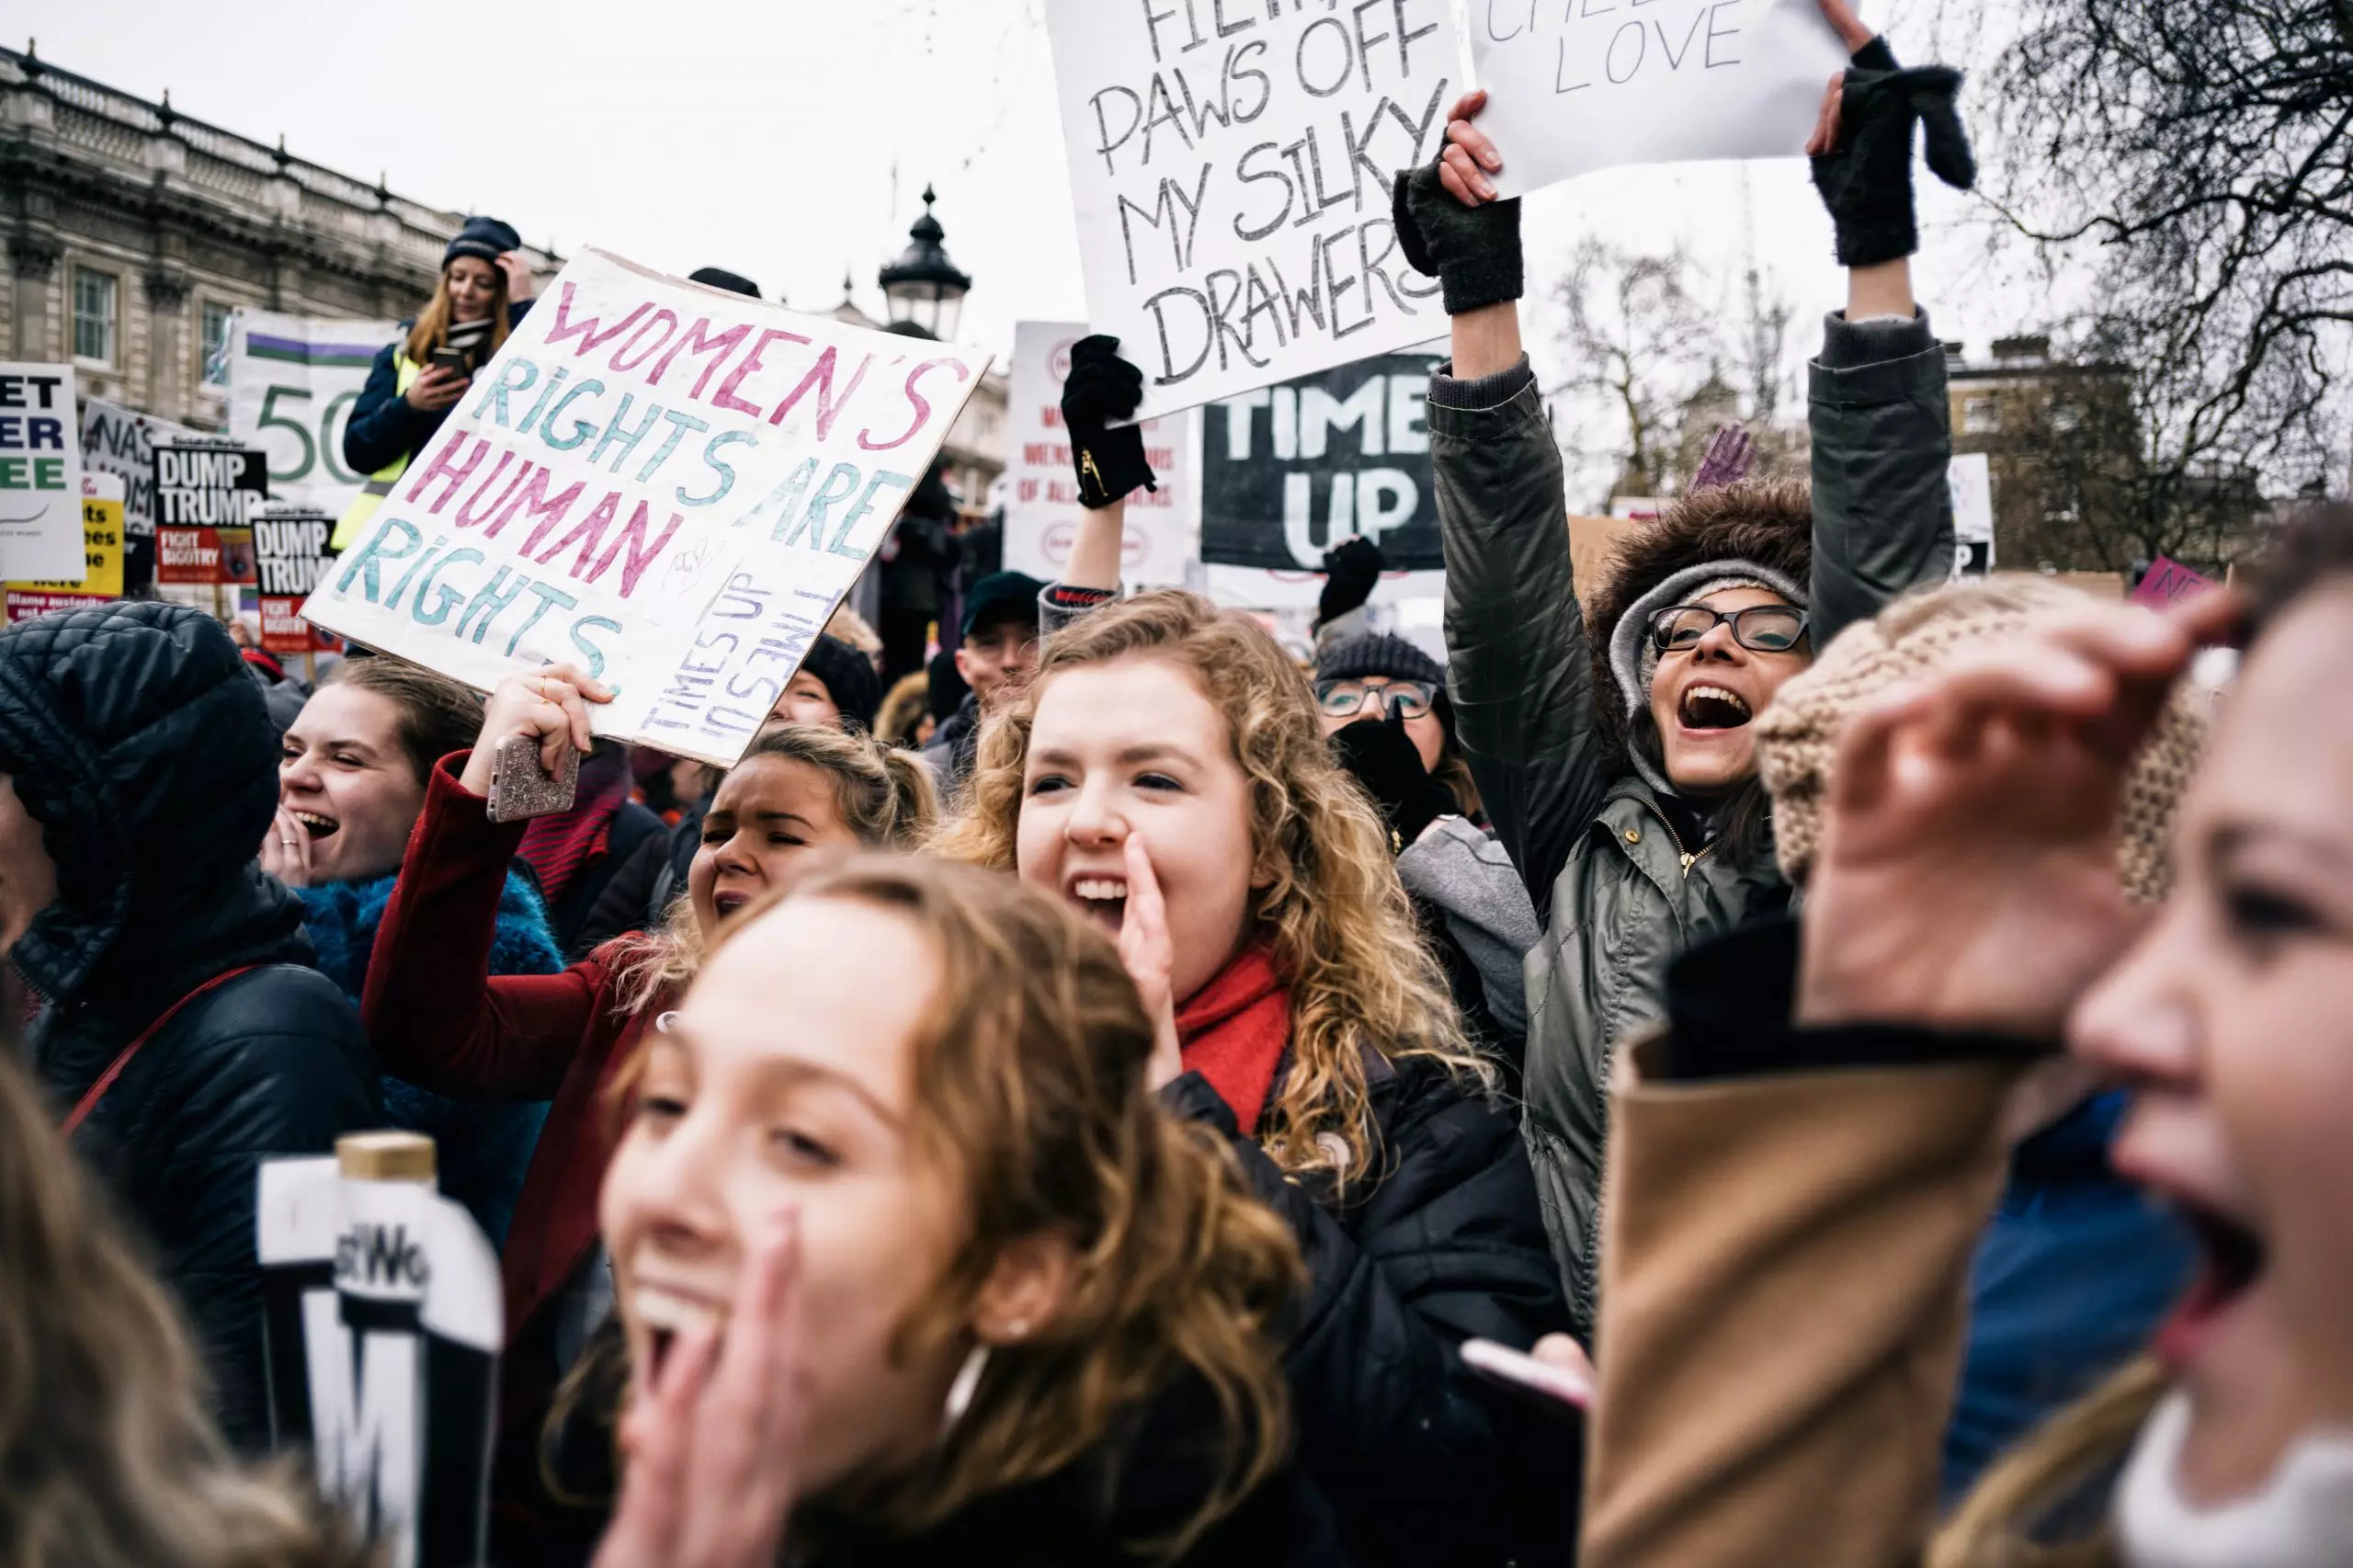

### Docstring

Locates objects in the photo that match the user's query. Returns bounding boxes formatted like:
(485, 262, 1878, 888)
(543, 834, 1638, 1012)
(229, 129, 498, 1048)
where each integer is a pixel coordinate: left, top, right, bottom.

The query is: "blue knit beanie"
(445, 216, 521, 271)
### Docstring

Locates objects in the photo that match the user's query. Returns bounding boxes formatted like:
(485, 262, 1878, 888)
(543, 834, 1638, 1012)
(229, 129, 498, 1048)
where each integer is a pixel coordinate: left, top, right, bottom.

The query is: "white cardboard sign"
(1046, 0, 1463, 420)
(227, 311, 400, 518)
(1472, 0, 1852, 197)
(1004, 323, 1198, 586)
(301, 250, 989, 765)
(0, 362, 85, 581)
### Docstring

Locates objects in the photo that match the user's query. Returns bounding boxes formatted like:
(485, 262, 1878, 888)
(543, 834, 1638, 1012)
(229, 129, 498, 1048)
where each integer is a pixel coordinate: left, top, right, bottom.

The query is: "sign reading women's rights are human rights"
(301, 251, 988, 767)
(1047, 0, 1463, 420)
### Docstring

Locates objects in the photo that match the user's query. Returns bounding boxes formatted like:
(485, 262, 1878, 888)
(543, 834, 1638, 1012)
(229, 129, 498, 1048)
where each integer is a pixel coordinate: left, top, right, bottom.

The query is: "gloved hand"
(1318, 536, 1386, 628)
(1061, 335, 1158, 510)
(1332, 708, 1454, 852)
(1689, 424, 1756, 494)
(1391, 94, 1523, 316)
(1808, 37, 1976, 268)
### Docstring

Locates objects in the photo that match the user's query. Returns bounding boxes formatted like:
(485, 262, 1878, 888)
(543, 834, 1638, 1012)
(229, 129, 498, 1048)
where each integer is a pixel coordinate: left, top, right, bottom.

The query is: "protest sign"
(6, 473, 126, 622)
(2130, 554, 2216, 609)
(154, 442, 267, 587)
(1472, 0, 1853, 197)
(1202, 349, 1445, 572)
(1949, 451, 1994, 577)
(229, 311, 399, 517)
(0, 362, 85, 581)
(260, 1134, 501, 1568)
(1005, 323, 1196, 586)
(254, 503, 339, 654)
(301, 249, 990, 766)
(1204, 561, 1444, 611)
(1045, 0, 1461, 420)
(81, 397, 202, 593)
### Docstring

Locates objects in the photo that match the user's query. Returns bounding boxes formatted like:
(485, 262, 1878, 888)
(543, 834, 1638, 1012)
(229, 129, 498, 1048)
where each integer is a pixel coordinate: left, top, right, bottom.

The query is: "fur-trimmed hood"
(1580, 478, 1813, 773)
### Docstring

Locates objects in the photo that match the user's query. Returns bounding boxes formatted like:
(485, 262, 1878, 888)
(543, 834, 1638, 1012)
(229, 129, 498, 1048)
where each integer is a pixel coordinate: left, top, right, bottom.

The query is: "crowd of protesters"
(8, 2, 2353, 1564)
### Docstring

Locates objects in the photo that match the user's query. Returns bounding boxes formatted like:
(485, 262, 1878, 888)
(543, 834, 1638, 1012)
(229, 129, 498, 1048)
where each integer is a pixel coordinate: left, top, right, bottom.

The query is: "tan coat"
(1580, 1034, 2029, 1568)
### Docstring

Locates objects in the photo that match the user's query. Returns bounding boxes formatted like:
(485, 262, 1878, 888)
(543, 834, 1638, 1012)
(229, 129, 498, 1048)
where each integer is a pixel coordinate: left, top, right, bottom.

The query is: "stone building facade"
(0, 42, 557, 432)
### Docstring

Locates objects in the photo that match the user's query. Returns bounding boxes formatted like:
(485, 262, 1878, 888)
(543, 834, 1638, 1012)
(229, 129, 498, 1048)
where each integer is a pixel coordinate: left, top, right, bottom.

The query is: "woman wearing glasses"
(1395, 0, 1972, 1338)
(1313, 634, 1541, 1090)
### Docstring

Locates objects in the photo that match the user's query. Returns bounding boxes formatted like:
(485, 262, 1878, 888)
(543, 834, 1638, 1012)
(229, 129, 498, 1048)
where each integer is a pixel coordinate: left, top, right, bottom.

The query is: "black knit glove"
(1333, 710, 1453, 852)
(1061, 335, 1158, 510)
(1392, 162, 1523, 316)
(1317, 536, 1386, 627)
(1809, 37, 1976, 268)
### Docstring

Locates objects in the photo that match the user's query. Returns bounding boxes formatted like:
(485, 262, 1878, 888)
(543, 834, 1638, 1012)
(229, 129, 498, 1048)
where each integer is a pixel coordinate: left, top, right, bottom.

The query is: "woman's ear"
(971, 1232, 1077, 1346)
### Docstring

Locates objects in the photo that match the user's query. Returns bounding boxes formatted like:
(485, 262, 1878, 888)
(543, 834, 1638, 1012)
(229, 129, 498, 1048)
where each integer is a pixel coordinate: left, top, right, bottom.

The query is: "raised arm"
(1396, 93, 1610, 919)
(1803, 3, 1977, 647)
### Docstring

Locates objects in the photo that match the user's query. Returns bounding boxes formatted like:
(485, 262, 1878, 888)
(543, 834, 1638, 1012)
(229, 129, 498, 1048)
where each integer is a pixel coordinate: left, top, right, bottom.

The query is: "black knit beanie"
(688, 267, 762, 299)
(1315, 632, 1445, 689)
(800, 635, 882, 731)
(445, 216, 521, 270)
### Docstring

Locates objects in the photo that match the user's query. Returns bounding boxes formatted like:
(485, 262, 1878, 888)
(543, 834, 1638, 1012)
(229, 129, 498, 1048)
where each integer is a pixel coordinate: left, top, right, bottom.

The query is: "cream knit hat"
(1756, 575, 2210, 903)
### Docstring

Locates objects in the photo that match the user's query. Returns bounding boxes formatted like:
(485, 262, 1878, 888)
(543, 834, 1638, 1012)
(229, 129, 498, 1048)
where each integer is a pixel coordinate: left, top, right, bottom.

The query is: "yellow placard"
(6, 495, 126, 598)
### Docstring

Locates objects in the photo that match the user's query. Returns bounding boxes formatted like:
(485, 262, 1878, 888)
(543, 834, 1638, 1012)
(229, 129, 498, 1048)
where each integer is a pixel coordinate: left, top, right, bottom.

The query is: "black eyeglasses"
(1648, 604, 1810, 656)
(1314, 678, 1438, 721)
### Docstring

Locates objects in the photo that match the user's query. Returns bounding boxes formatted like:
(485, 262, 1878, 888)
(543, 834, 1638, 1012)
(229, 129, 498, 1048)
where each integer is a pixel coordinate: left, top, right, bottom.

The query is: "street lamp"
(878, 184, 971, 342)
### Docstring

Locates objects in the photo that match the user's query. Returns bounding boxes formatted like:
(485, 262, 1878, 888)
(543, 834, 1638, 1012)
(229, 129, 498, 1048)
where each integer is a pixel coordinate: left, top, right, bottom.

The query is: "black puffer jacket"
(1167, 1054, 1579, 1568)
(10, 603, 380, 1451)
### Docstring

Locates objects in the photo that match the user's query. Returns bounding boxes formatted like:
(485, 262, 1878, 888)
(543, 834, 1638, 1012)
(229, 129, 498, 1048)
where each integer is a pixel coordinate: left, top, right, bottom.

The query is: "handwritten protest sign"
(154, 443, 266, 587)
(1046, 0, 1461, 420)
(2130, 555, 2216, 609)
(1005, 323, 1197, 586)
(229, 311, 398, 517)
(0, 362, 85, 581)
(301, 250, 989, 766)
(6, 473, 125, 622)
(1472, 0, 1853, 197)
(81, 398, 201, 593)
(255, 503, 339, 654)
(1202, 348, 1445, 571)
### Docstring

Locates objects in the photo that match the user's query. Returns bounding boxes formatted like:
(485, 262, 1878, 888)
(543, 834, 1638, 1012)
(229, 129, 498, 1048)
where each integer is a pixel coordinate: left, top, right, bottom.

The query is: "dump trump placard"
(301, 250, 990, 766)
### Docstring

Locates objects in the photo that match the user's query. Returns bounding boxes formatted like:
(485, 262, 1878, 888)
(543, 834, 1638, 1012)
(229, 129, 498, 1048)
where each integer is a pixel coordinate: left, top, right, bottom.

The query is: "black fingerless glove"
(1332, 710, 1453, 852)
(1809, 38, 1977, 268)
(1318, 536, 1386, 627)
(1391, 163, 1523, 316)
(1061, 335, 1159, 510)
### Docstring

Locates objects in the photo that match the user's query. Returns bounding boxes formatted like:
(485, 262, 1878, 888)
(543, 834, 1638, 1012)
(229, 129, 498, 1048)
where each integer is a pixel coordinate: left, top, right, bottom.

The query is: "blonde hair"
(610, 723, 937, 1014)
(1929, 1359, 2166, 1568)
(0, 1051, 369, 1568)
(930, 590, 1483, 1182)
(402, 259, 515, 365)
(564, 856, 1301, 1561)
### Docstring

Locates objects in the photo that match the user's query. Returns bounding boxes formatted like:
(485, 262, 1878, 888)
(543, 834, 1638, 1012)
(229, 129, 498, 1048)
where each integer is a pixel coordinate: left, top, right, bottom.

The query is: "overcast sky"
(22, 0, 2025, 483)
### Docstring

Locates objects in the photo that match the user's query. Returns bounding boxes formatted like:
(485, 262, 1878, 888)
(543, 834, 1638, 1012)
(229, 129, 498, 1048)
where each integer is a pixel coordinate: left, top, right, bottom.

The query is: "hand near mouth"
(597, 1210, 809, 1568)
(1115, 835, 1185, 1091)
(259, 805, 317, 889)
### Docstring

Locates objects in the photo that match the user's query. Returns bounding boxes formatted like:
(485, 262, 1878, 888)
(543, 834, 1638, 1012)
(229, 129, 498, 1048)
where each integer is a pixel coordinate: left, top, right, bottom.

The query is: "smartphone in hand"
(428, 345, 472, 377)
(486, 733, 579, 823)
(1461, 1337, 1592, 1425)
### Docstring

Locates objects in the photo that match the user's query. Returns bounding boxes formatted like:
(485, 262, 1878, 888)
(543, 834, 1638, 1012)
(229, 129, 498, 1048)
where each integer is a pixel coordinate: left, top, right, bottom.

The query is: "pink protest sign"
(2130, 555, 2217, 609)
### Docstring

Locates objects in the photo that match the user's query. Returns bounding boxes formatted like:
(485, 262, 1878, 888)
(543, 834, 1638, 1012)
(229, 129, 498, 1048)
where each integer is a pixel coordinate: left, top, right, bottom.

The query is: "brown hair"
(0, 1049, 369, 1568)
(874, 670, 933, 748)
(1929, 1359, 2165, 1568)
(930, 591, 1484, 1183)
(567, 856, 1301, 1560)
(402, 258, 515, 366)
(320, 656, 483, 786)
(609, 723, 938, 1014)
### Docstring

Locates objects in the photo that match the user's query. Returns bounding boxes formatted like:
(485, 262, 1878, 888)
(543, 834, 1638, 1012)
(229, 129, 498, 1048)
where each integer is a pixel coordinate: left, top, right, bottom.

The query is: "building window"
(201, 301, 234, 386)
(1962, 394, 2001, 436)
(74, 268, 119, 366)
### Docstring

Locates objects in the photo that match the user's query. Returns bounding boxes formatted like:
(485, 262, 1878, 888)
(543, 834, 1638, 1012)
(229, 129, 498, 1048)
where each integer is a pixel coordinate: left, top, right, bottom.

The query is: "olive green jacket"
(1431, 312, 1957, 1335)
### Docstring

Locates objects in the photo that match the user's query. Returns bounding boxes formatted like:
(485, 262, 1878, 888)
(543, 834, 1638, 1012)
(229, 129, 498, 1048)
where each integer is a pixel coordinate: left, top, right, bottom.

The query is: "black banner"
(1200, 352, 1444, 573)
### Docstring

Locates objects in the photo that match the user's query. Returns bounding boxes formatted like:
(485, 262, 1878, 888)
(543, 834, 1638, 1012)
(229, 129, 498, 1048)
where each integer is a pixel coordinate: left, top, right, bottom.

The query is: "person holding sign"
(1393, 0, 1970, 1341)
(548, 858, 1342, 1565)
(356, 675, 933, 1559)
(334, 216, 536, 552)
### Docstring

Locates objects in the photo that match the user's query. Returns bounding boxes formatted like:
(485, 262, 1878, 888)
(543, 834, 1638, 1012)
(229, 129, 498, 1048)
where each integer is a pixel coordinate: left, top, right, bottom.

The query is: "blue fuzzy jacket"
(298, 868, 564, 1248)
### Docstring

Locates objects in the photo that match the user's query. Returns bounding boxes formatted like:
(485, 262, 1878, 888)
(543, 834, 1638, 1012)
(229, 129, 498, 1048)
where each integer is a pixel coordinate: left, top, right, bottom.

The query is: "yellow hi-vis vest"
(330, 352, 421, 551)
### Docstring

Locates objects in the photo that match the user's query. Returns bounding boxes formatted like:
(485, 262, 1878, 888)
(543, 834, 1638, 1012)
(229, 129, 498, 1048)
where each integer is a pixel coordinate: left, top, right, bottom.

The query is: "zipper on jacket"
(1634, 800, 1715, 879)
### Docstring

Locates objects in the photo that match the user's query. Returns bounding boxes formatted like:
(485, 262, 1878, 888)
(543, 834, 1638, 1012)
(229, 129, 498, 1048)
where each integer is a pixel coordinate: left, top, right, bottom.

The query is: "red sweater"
(363, 755, 666, 1455)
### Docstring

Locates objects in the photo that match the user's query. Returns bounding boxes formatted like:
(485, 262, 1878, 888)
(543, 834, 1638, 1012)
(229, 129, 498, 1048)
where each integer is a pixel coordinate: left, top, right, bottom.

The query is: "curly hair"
(929, 591, 1483, 1183)
(0, 1050, 369, 1568)
(609, 722, 938, 1014)
(563, 856, 1302, 1561)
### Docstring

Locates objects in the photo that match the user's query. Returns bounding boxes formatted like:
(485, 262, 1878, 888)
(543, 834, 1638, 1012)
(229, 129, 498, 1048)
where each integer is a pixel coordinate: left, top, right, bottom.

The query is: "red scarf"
(517, 745, 633, 906)
(1175, 946, 1291, 1136)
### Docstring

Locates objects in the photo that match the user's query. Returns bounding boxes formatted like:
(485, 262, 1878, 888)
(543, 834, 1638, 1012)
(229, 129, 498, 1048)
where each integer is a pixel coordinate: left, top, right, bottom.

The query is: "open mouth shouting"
(632, 1279, 730, 1378)
(2154, 1196, 2270, 1373)
(289, 808, 340, 840)
(1066, 875, 1129, 936)
(1678, 683, 1755, 732)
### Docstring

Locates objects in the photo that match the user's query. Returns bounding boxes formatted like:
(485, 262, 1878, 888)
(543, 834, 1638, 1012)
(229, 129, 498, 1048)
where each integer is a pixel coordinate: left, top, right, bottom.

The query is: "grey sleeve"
(1397, 817, 1543, 1035)
(1808, 309, 1959, 651)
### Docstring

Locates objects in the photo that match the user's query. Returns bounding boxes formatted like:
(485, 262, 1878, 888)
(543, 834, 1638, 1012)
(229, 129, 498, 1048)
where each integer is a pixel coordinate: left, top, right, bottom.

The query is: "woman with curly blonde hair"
(931, 588, 1574, 1568)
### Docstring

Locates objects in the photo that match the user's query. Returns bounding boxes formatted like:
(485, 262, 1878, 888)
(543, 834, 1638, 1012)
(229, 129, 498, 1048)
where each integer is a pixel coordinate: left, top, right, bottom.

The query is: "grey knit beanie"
(1606, 559, 1809, 795)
